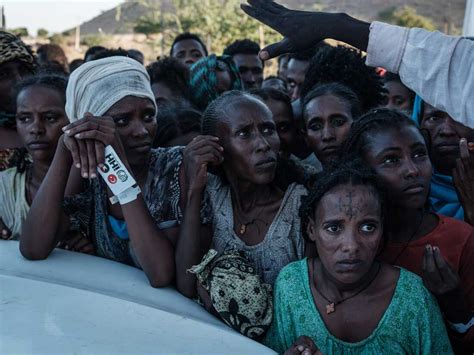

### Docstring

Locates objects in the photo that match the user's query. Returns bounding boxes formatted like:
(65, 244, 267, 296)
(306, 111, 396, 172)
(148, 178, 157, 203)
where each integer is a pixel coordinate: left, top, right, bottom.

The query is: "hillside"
(78, 0, 466, 35)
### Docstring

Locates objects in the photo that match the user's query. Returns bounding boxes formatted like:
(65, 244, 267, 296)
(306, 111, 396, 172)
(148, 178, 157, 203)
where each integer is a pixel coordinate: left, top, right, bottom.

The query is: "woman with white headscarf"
(20, 56, 180, 287)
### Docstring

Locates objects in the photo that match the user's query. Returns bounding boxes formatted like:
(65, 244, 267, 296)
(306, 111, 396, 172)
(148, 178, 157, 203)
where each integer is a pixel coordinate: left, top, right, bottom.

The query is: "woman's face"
(216, 99, 280, 185)
(264, 98, 297, 156)
(383, 81, 412, 111)
(304, 95, 353, 167)
(363, 126, 432, 209)
(16, 85, 68, 162)
(105, 96, 157, 167)
(307, 184, 383, 286)
(0, 60, 33, 113)
(215, 60, 232, 94)
(420, 103, 474, 176)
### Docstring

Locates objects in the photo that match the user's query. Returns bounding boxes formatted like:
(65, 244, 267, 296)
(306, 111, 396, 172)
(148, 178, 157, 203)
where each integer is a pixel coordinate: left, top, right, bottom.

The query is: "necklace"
(313, 260, 381, 315)
(390, 212, 424, 264)
(233, 190, 270, 235)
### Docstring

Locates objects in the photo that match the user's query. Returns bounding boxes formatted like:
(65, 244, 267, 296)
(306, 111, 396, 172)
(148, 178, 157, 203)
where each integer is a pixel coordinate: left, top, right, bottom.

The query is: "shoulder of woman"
(396, 268, 438, 306)
(275, 259, 307, 289)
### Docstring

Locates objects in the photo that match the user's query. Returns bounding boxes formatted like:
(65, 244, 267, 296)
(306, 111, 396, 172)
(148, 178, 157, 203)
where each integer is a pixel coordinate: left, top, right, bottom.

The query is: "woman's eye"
(309, 122, 323, 131)
(45, 115, 58, 122)
(237, 130, 249, 138)
(360, 223, 376, 233)
(332, 118, 347, 127)
(114, 118, 128, 126)
(278, 124, 289, 133)
(288, 81, 296, 88)
(395, 98, 405, 106)
(143, 114, 155, 122)
(262, 126, 275, 135)
(383, 155, 399, 164)
(413, 150, 427, 159)
(428, 116, 441, 122)
(17, 115, 30, 123)
(324, 224, 341, 233)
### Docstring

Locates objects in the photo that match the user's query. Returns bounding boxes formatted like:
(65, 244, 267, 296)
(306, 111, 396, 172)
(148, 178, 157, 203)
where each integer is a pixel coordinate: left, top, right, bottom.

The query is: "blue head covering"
(411, 95, 464, 220)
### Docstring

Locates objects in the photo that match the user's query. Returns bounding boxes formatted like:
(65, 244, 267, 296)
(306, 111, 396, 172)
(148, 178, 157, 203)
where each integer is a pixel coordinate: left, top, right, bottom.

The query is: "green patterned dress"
(264, 259, 453, 354)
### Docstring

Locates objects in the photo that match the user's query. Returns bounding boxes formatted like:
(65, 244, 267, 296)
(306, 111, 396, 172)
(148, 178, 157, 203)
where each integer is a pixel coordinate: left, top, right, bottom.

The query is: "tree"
(379, 6, 436, 31)
(37, 28, 48, 38)
(10, 27, 29, 37)
(133, 0, 281, 54)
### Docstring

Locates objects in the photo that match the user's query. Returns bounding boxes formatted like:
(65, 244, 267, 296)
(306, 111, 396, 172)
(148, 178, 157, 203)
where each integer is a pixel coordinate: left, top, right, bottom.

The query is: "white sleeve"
(366, 21, 474, 128)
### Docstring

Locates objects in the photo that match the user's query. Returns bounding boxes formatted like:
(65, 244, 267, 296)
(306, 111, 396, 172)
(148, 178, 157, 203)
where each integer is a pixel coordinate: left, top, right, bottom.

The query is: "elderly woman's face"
(105, 95, 157, 166)
(216, 98, 280, 185)
(0, 60, 32, 113)
(307, 184, 383, 286)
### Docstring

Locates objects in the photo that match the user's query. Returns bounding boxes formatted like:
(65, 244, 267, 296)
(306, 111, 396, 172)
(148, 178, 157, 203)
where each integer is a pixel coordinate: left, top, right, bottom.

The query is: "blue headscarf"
(412, 96, 464, 220)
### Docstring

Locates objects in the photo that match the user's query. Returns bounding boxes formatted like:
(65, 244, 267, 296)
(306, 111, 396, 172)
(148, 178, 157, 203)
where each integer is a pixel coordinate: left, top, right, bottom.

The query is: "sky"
(1, 0, 124, 36)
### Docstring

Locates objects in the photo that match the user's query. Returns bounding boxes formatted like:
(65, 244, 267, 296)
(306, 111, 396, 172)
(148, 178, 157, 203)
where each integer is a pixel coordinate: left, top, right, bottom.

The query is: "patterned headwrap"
(0, 31, 36, 128)
(188, 249, 273, 340)
(189, 54, 242, 110)
(0, 31, 35, 67)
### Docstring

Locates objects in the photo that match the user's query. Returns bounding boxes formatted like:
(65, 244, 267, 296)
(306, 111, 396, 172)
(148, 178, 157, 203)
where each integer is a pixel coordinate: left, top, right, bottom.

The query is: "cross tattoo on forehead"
(338, 191, 359, 220)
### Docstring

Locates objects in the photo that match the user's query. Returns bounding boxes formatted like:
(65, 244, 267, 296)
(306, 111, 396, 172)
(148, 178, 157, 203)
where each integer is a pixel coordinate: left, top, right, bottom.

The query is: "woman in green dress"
(265, 163, 452, 354)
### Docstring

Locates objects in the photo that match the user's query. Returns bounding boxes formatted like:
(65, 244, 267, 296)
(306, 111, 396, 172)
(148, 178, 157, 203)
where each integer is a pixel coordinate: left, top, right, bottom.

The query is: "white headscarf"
(65, 56, 156, 122)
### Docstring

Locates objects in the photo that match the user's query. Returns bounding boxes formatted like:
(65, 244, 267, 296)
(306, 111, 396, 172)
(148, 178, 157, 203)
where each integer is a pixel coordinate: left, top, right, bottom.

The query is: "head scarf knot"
(65, 56, 156, 122)
(0, 31, 35, 67)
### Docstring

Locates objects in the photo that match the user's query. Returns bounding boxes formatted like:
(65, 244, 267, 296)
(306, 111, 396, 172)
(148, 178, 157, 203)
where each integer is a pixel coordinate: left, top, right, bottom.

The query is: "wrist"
(186, 188, 203, 204)
(333, 13, 370, 51)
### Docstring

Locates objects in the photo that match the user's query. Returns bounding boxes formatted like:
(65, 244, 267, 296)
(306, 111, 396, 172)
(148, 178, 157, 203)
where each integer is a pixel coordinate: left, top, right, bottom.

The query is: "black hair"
(12, 73, 68, 172)
(88, 48, 129, 61)
(341, 108, 420, 161)
(127, 49, 144, 64)
(202, 90, 256, 136)
(249, 87, 293, 119)
(84, 46, 106, 61)
(289, 43, 326, 62)
(170, 32, 208, 56)
(36, 44, 69, 73)
(299, 160, 387, 242)
(301, 45, 386, 113)
(223, 39, 260, 57)
(146, 57, 190, 99)
(262, 76, 287, 90)
(302, 82, 362, 121)
(14, 72, 68, 103)
(69, 59, 84, 73)
(154, 106, 202, 147)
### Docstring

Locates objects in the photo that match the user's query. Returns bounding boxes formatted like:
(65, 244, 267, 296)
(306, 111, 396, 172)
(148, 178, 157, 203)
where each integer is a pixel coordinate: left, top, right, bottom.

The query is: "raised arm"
(175, 136, 223, 298)
(241, 0, 474, 128)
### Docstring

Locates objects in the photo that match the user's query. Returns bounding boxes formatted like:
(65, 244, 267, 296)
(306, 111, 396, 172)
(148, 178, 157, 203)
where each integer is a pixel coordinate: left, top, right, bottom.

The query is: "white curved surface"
(0, 241, 275, 354)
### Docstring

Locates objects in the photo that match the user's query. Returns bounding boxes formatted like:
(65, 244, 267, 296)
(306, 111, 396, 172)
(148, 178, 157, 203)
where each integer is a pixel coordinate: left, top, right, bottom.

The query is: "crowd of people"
(0, 1, 473, 353)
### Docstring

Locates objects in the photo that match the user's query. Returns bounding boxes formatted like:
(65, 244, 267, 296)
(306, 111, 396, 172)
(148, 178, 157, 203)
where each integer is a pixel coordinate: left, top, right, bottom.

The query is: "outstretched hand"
(240, 0, 369, 60)
(422, 244, 460, 296)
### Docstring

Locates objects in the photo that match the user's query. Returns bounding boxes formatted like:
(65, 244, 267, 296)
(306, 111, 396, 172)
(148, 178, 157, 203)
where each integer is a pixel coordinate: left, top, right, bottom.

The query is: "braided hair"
(301, 45, 386, 113)
(299, 160, 387, 242)
(341, 108, 420, 161)
(302, 82, 362, 122)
